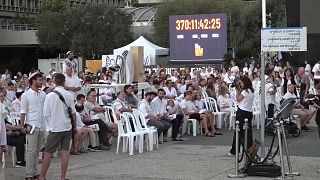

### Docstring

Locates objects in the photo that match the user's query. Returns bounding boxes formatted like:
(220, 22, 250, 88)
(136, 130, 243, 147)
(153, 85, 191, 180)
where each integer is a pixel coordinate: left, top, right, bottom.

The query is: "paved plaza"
(1, 126, 320, 180)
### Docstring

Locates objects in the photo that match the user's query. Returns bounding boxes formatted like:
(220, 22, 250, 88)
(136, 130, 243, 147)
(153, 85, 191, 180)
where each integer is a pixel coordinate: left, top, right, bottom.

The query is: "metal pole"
(244, 118, 248, 151)
(275, 122, 293, 180)
(260, 0, 267, 159)
(280, 121, 300, 176)
(228, 121, 246, 178)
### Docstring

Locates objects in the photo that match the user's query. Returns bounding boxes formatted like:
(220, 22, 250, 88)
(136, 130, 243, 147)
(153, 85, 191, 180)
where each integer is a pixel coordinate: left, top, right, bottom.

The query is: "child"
(73, 104, 100, 154)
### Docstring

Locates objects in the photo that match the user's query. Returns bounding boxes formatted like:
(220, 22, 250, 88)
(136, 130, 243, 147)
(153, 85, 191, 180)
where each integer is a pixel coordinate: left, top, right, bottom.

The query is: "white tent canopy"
(113, 36, 168, 65)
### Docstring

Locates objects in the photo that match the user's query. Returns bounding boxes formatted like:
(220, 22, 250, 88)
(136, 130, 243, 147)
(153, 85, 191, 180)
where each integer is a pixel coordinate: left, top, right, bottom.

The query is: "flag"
(275, 51, 282, 62)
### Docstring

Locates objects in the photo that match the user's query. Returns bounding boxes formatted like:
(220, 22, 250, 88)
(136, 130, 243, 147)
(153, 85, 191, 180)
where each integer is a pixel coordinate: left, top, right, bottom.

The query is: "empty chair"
(132, 109, 158, 151)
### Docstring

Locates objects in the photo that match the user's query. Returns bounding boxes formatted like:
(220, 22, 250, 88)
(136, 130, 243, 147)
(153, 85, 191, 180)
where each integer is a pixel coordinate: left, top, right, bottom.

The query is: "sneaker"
(88, 147, 102, 152)
(225, 152, 235, 157)
(15, 161, 26, 167)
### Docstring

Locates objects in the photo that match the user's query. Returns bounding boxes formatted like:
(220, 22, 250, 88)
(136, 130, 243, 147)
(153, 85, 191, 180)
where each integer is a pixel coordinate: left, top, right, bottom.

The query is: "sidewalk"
(1, 128, 320, 180)
(2, 143, 320, 180)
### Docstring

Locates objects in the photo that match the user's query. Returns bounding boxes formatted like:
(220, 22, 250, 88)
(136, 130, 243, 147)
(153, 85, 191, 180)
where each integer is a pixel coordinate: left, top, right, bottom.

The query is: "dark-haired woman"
(282, 68, 297, 95)
(228, 76, 254, 156)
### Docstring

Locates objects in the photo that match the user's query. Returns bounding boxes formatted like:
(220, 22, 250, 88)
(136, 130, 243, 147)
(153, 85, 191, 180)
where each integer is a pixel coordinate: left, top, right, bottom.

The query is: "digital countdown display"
(169, 13, 227, 63)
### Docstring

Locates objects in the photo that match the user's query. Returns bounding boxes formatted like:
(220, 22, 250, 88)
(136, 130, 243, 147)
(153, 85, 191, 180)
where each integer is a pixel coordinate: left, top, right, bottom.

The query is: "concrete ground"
(1, 125, 320, 180)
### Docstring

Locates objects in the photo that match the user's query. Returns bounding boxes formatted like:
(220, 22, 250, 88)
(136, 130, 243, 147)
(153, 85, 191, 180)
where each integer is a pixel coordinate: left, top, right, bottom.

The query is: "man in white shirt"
(283, 84, 315, 131)
(64, 66, 81, 100)
(20, 72, 46, 180)
(181, 90, 214, 136)
(100, 87, 115, 105)
(151, 89, 168, 116)
(152, 89, 183, 141)
(138, 91, 171, 138)
(84, 90, 117, 147)
(39, 73, 76, 180)
(265, 76, 277, 118)
(312, 61, 320, 84)
(112, 91, 132, 120)
(62, 51, 78, 75)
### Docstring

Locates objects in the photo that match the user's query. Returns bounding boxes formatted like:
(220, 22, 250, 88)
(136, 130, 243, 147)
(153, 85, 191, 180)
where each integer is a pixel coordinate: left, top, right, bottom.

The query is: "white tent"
(113, 36, 168, 65)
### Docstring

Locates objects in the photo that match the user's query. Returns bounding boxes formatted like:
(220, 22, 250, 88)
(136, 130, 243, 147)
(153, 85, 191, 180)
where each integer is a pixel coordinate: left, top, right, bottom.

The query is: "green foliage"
(40, 0, 67, 13)
(154, 0, 286, 61)
(35, 4, 133, 58)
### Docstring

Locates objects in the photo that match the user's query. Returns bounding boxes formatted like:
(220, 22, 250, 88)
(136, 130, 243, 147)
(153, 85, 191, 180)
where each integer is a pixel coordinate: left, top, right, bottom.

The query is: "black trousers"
(230, 108, 253, 155)
(7, 135, 25, 162)
(171, 114, 183, 139)
(84, 119, 109, 145)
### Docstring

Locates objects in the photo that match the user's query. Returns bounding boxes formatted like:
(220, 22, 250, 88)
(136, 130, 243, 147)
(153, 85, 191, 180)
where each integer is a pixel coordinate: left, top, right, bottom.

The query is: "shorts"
(189, 113, 201, 121)
(44, 130, 72, 154)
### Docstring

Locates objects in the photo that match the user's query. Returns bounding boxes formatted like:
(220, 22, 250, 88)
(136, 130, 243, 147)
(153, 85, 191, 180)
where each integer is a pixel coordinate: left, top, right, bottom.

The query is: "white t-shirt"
(217, 95, 231, 111)
(265, 82, 277, 108)
(312, 63, 320, 79)
(243, 67, 249, 74)
(163, 87, 177, 98)
(193, 100, 204, 109)
(238, 89, 254, 112)
(76, 112, 85, 129)
(283, 92, 297, 100)
(64, 74, 81, 100)
(180, 99, 197, 113)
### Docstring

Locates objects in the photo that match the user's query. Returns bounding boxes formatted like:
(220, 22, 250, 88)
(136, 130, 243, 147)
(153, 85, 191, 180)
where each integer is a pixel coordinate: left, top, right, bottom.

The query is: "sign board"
(169, 13, 227, 63)
(261, 27, 307, 51)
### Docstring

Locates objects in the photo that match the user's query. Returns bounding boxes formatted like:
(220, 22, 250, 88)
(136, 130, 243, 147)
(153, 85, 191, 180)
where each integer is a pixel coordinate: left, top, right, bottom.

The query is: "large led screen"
(169, 13, 227, 63)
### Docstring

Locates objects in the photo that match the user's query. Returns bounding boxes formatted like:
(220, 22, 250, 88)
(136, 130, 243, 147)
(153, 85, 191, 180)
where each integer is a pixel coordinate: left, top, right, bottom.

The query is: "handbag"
(53, 90, 75, 134)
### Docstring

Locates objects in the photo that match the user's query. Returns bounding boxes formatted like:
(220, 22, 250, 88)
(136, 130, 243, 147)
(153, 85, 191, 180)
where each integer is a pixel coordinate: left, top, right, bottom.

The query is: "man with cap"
(63, 51, 78, 75)
(138, 90, 171, 139)
(20, 72, 46, 180)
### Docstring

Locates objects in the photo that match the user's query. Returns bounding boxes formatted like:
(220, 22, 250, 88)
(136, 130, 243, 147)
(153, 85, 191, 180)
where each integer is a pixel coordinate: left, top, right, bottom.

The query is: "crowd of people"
(0, 50, 320, 179)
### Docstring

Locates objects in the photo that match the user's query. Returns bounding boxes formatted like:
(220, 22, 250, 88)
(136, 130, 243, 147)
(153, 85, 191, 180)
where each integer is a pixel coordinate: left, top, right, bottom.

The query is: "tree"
(35, 4, 133, 58)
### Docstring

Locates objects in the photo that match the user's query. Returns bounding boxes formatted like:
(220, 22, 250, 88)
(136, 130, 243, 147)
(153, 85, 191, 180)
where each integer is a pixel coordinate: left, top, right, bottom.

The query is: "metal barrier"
(228, 121, 247, 178)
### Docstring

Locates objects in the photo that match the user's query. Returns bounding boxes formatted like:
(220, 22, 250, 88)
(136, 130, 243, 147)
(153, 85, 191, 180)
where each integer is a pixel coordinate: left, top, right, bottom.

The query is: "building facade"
(0, 0, 125, 25)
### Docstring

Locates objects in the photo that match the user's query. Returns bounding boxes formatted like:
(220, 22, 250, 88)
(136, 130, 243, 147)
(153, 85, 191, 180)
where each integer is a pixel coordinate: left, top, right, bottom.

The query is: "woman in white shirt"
(229, 76, 254, 157)
(230, 60, 239, 77)
(163, 80, 177, 99)
(217, 86, 231, 112)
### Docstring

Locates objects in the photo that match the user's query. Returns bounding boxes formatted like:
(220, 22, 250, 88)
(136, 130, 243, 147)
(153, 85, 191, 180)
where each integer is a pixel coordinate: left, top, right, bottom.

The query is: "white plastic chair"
(252, 102, 261, 129)
(179, 103, 202, 136)
(201, 91, 209, 99)
(123, 112, 147, 154)
(104, 106, 120, 124)
(7, 112, 20, 125)
(6, 112, 22, 167)
(116, 114, 143, 156)
(227, 98, 238, 130)
(204, 97, 228, 129)
(132, 109, 158, 151)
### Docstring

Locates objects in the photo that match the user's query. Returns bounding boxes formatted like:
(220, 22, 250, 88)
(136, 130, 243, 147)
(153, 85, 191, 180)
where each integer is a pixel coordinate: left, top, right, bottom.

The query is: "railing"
(0, 24, 37, 31)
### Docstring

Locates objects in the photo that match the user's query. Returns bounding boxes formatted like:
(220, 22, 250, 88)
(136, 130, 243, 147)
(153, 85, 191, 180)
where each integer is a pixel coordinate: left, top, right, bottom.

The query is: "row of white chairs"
(103, 106, 159, 156)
